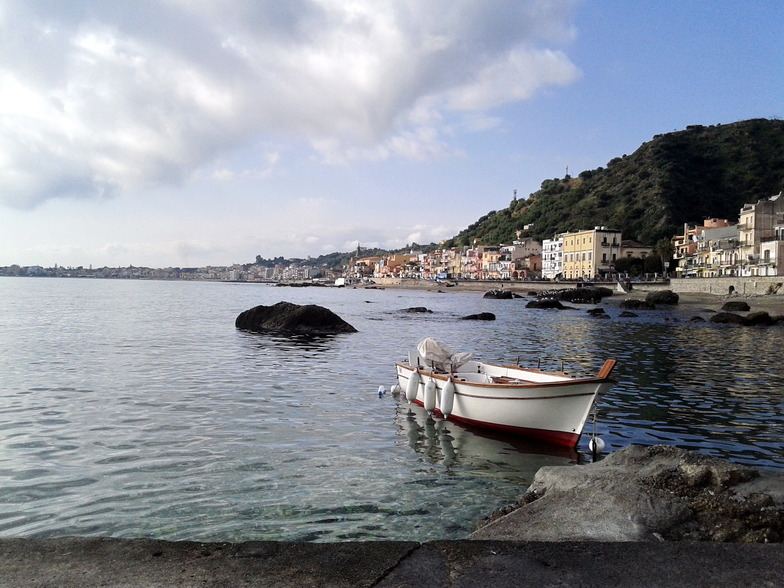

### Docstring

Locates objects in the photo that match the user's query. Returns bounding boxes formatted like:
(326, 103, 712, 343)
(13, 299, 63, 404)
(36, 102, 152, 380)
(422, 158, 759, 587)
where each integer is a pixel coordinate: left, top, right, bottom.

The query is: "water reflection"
(396, 402, 578, 478)
(236, 330, 344, 351)
(586, 320, 784, 468)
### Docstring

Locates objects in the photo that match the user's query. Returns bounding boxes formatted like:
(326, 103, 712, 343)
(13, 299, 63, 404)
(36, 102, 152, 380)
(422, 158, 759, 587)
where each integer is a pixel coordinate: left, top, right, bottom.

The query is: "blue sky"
(1, 1, 782, 268)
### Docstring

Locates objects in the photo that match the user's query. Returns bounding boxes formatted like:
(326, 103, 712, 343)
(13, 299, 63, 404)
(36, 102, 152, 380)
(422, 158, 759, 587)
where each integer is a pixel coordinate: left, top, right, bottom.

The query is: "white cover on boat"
(416, 338, 473, 370)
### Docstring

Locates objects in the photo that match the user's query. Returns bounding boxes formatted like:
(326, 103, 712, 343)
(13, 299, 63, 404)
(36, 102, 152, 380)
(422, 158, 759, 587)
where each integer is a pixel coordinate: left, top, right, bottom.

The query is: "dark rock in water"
(470, 445, 784, 542)
(620, 299, 655, 310)
(689, 316, 706, 322)
(526, 299, 566, 310)
(619, 311, 638, 318)
(721, 300, 751, 312)
(587, 307, 606, 316)
(400, 307, 432, 313)
(646, 290, 679, 305)
(483, 289, 521, 299)
(527, 291, 538, 297)
(461, 312, 496, 321)
(540, 287, 612, 304)
(709, 312, 748, 325)
(235, 301, 357, 334)
(745, 311, 776, 326)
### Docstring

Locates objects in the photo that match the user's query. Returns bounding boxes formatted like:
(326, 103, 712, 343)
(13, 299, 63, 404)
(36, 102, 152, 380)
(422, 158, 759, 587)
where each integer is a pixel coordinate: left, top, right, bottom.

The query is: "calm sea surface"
(1, 277, 783, 542)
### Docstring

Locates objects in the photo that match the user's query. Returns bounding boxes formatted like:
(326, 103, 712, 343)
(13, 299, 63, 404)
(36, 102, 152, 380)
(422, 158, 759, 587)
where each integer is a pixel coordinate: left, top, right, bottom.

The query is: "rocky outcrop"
(460, 312, 496, 321)
(722, 300, 752, 312)
(235, 301, 357, 334)
(483, 289, 521, 299)
(539, 287, 613, 304)
(710, 311, 782, 326)
(620, 299, 656, 310)
(470, 445, 784, 543)
(710, 312, 749, 325)
(526, 299, 567, 310)
(646, 290, 679, 305)
(400, 307, 432, 313)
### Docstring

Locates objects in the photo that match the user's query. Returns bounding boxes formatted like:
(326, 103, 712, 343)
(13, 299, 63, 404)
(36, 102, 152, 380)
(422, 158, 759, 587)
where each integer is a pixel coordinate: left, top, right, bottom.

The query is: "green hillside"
(444, 118, 784, 247)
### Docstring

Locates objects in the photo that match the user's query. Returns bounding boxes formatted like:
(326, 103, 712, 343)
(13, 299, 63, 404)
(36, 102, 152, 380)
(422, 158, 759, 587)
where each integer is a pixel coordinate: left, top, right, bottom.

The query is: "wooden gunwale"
(395, 363, 614, 389)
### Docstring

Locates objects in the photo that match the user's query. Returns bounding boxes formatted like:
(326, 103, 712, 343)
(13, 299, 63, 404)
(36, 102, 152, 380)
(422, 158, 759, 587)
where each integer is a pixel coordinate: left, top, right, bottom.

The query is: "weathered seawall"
(370, 276, 784, 297)
(669, 276, 783, 296)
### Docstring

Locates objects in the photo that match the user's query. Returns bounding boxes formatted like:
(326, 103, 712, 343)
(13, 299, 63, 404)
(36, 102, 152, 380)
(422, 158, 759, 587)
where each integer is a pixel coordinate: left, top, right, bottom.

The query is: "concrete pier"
(1, 537, 783, 587)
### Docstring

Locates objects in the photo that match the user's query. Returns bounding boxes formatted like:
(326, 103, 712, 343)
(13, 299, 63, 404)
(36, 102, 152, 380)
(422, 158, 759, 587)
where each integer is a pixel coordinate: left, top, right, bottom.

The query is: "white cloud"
(0, 1, 580, 209)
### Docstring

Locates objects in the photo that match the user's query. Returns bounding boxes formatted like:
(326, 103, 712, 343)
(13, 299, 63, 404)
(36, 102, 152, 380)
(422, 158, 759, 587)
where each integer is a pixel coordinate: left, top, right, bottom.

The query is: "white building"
(542, 236, 563, 280)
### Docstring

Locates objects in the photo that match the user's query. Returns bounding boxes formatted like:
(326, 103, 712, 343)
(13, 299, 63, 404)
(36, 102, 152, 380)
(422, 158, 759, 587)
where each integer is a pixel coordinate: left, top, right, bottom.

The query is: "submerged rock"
(540, 287, 613, 304)
(400, 307, 432, 313)
(646, 290, 679, 305)
(483, 289, 521, 299)
(722, 300, 752, 312)
(471, 445, 784, 543)
(710, 312, 751, 325)
(235, 301, 357, 335)
(526, 299, 567, 310)
(620, 299, 656, 310)
(461, 312, 496, 321)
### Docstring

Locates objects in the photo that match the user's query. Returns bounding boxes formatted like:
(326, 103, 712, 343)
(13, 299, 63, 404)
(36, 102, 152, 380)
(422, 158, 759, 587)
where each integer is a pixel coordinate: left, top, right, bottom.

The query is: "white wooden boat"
(395, 338, 617, 448)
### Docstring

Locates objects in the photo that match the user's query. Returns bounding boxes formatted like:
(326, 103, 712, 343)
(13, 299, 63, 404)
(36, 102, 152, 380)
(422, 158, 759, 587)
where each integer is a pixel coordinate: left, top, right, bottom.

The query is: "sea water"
(0, 277, 782, 542)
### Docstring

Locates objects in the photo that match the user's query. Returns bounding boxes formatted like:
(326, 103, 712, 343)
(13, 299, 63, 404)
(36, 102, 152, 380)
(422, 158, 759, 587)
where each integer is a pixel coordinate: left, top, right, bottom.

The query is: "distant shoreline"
(346, 278, 784, 313)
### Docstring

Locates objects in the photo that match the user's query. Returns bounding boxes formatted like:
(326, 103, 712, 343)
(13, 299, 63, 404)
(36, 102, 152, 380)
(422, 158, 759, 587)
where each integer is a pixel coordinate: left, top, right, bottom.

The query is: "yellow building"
(561, 227, 622, 280)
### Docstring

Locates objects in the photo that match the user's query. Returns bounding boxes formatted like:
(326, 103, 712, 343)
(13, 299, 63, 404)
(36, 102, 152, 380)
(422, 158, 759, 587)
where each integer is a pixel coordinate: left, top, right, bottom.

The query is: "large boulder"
(526, 299, 567, 310)
(722, 300, 751, 312)
(541, 287, 613, 304)
(483, 289, 521, 299)
(646, 290, 679, 305)
(461, 312, 496, 321)
(710, 312, 750, 325)
(745, 311, 776, 326)
(620, 299, 656, 310)
(470, 445, 784, 542)
(235, 301, 357, 334)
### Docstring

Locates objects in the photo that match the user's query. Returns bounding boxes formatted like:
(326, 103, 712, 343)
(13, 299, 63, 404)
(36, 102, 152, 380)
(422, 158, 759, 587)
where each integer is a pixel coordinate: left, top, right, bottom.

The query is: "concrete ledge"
(1, 537, 783, 587)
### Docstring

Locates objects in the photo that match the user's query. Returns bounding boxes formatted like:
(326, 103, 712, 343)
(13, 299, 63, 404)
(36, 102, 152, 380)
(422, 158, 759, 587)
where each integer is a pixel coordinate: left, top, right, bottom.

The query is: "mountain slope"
(444, 118, 784, 247)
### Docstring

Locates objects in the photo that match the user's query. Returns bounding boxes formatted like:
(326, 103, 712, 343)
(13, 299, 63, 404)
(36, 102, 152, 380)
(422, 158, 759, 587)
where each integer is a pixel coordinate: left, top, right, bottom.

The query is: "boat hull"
(395, 363, 612, 448)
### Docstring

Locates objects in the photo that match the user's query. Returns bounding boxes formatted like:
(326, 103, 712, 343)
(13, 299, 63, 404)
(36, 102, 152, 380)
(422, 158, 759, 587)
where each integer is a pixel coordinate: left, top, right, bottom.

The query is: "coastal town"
(3, 191, 783, 284)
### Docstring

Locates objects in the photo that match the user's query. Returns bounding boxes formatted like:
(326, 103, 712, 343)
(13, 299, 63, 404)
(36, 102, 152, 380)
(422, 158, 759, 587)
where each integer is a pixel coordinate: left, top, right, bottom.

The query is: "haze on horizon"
(1, 1, 782, 268)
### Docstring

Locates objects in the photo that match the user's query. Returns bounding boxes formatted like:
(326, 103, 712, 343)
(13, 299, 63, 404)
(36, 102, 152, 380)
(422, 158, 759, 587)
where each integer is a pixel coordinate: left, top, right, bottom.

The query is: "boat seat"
(491, 376, 536, 385)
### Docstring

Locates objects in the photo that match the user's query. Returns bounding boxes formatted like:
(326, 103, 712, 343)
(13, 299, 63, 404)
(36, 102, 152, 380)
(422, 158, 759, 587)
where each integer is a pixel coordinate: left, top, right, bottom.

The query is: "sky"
(1, 1, 782, 268)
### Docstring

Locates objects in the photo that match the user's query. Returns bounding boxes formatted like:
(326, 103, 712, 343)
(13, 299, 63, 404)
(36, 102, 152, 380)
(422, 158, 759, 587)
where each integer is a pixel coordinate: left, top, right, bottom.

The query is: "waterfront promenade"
(2, 537, 783, 587)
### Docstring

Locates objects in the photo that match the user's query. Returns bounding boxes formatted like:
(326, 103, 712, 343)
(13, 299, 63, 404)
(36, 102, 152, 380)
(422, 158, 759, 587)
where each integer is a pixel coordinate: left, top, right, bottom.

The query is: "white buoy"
(378, 385, 385, 396)
(424, 379, 436, 413)
(391, 384, 402, 396)
(588, 436, 606, 453)
(405, 370, 420, 404)
(440, 378, 455, 419)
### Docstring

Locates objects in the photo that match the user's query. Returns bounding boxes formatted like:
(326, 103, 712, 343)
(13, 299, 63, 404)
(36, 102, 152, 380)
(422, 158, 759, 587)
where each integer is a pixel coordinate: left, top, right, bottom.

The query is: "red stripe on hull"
(411, 400, 581, 448)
